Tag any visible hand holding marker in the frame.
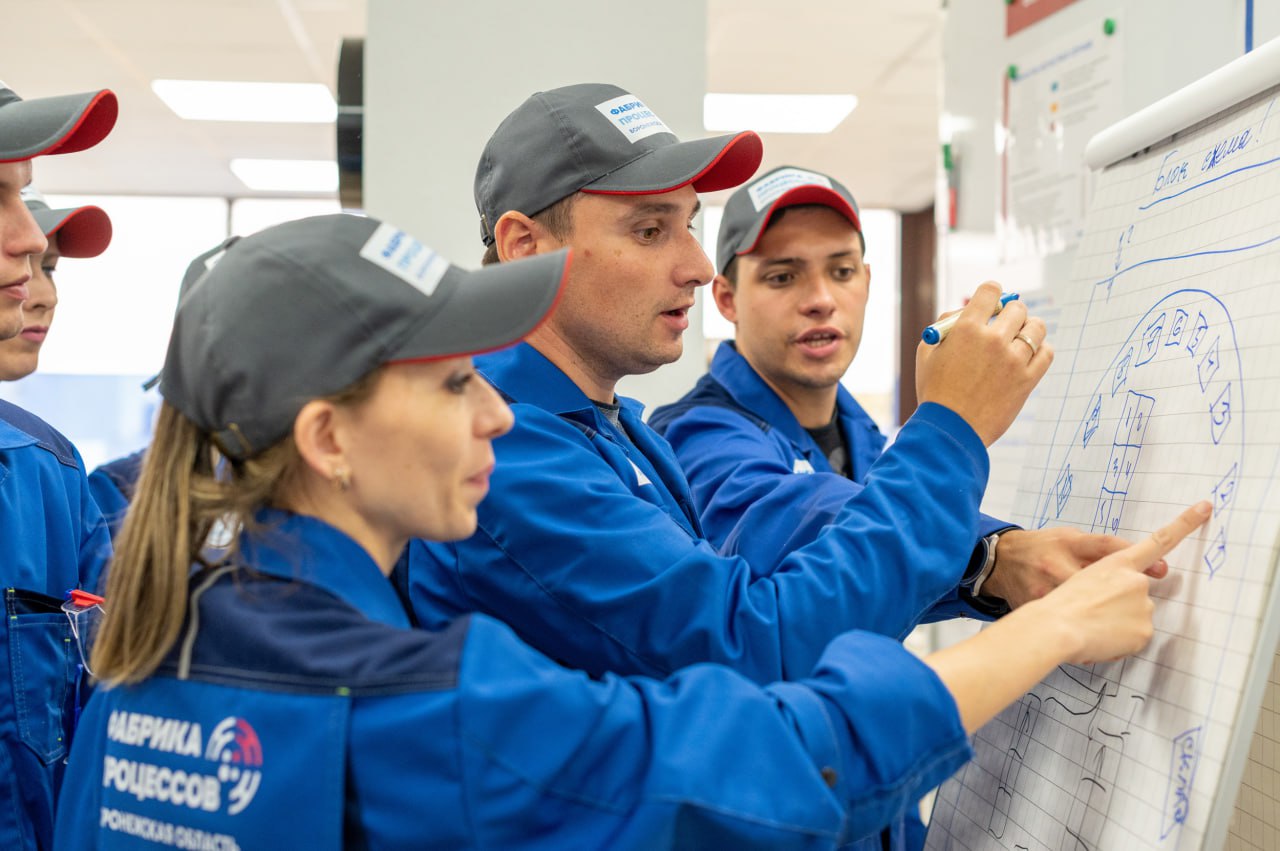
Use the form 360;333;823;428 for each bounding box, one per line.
922;292;1021;344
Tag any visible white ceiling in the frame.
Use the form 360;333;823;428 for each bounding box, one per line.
8;0;941;211
7;0;364;198
705;0;942;211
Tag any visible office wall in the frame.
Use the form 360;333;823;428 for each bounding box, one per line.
943;0;1270;235
364;0;710;408
938;0;1280;307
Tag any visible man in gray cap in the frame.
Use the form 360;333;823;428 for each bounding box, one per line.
398;86;1067;643
0;81;117;850
395;83;1065;849
650;165;1132;605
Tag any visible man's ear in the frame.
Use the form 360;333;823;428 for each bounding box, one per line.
292;399;347;481
494;211;551;262
711;274;739;324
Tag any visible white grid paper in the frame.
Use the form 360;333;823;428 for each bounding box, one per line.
927;86;1280;851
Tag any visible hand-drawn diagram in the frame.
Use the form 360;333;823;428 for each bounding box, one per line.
1094;390;1155;536
988;694;1041;840
929;285;1250;851
927;82;1280;851
983;671;1149;851
1162;727;1201;841
1032;289;1244;584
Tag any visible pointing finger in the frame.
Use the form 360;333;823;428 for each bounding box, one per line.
1121;501;1213;570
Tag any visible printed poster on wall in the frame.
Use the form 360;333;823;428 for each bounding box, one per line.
1000;20;1123;260
1007;0;1083;37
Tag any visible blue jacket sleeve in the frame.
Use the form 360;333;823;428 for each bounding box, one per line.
454;616;970;848
407;401;989;681
664;403;1014;622
87;468;130;544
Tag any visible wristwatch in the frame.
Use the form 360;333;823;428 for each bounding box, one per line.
968;532;1001;598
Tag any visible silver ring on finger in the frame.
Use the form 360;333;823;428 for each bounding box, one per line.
1014;332;1039;358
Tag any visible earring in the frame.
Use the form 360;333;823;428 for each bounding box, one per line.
333;466;351;491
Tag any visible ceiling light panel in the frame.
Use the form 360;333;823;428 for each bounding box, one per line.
153;80;337;123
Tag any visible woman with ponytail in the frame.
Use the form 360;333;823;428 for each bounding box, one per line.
55;214;1210;850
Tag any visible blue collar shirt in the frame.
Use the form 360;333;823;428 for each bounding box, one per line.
649;341;1014;620
57;511;970;850
398;342;994;679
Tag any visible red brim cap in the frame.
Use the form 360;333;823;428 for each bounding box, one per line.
734;183;861;257
0;88;118;163
387;248;572;366
582;130;763;196
32;205;112;258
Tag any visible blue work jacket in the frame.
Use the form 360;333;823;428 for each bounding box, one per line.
0;400;111;850
649;341;1013;620
87;449;144;540
55;512;970;850
398;342;992;678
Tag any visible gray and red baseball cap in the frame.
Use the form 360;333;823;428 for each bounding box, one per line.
716;165;861;274
0;83;118;163
475;83;763;246
21;188;112;258
140;236;243;391
160;214;570;460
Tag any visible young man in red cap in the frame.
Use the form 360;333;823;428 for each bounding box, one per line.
647;165;1138;848
0;80;117;850
650;166;1130;608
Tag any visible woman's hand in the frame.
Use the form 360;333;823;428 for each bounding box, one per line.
1043;501;1212;666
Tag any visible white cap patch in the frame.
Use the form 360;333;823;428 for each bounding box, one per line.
595;94;672;144
359;222;449;297
748;167;834;212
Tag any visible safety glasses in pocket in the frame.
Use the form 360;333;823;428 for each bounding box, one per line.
61;589;105;679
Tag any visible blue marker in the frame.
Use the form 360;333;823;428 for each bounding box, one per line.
922;292;1020;344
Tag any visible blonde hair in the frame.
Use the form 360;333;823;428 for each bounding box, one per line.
92;370;383;685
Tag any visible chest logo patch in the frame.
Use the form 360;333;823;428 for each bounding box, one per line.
629;459;653;486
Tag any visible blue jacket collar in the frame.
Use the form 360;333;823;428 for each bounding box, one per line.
479;342;646;421
710;341;862;447
481;343;592;414
478;342;700;536
239;510;410;629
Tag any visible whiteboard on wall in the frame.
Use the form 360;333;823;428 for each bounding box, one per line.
926;37;1280;851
